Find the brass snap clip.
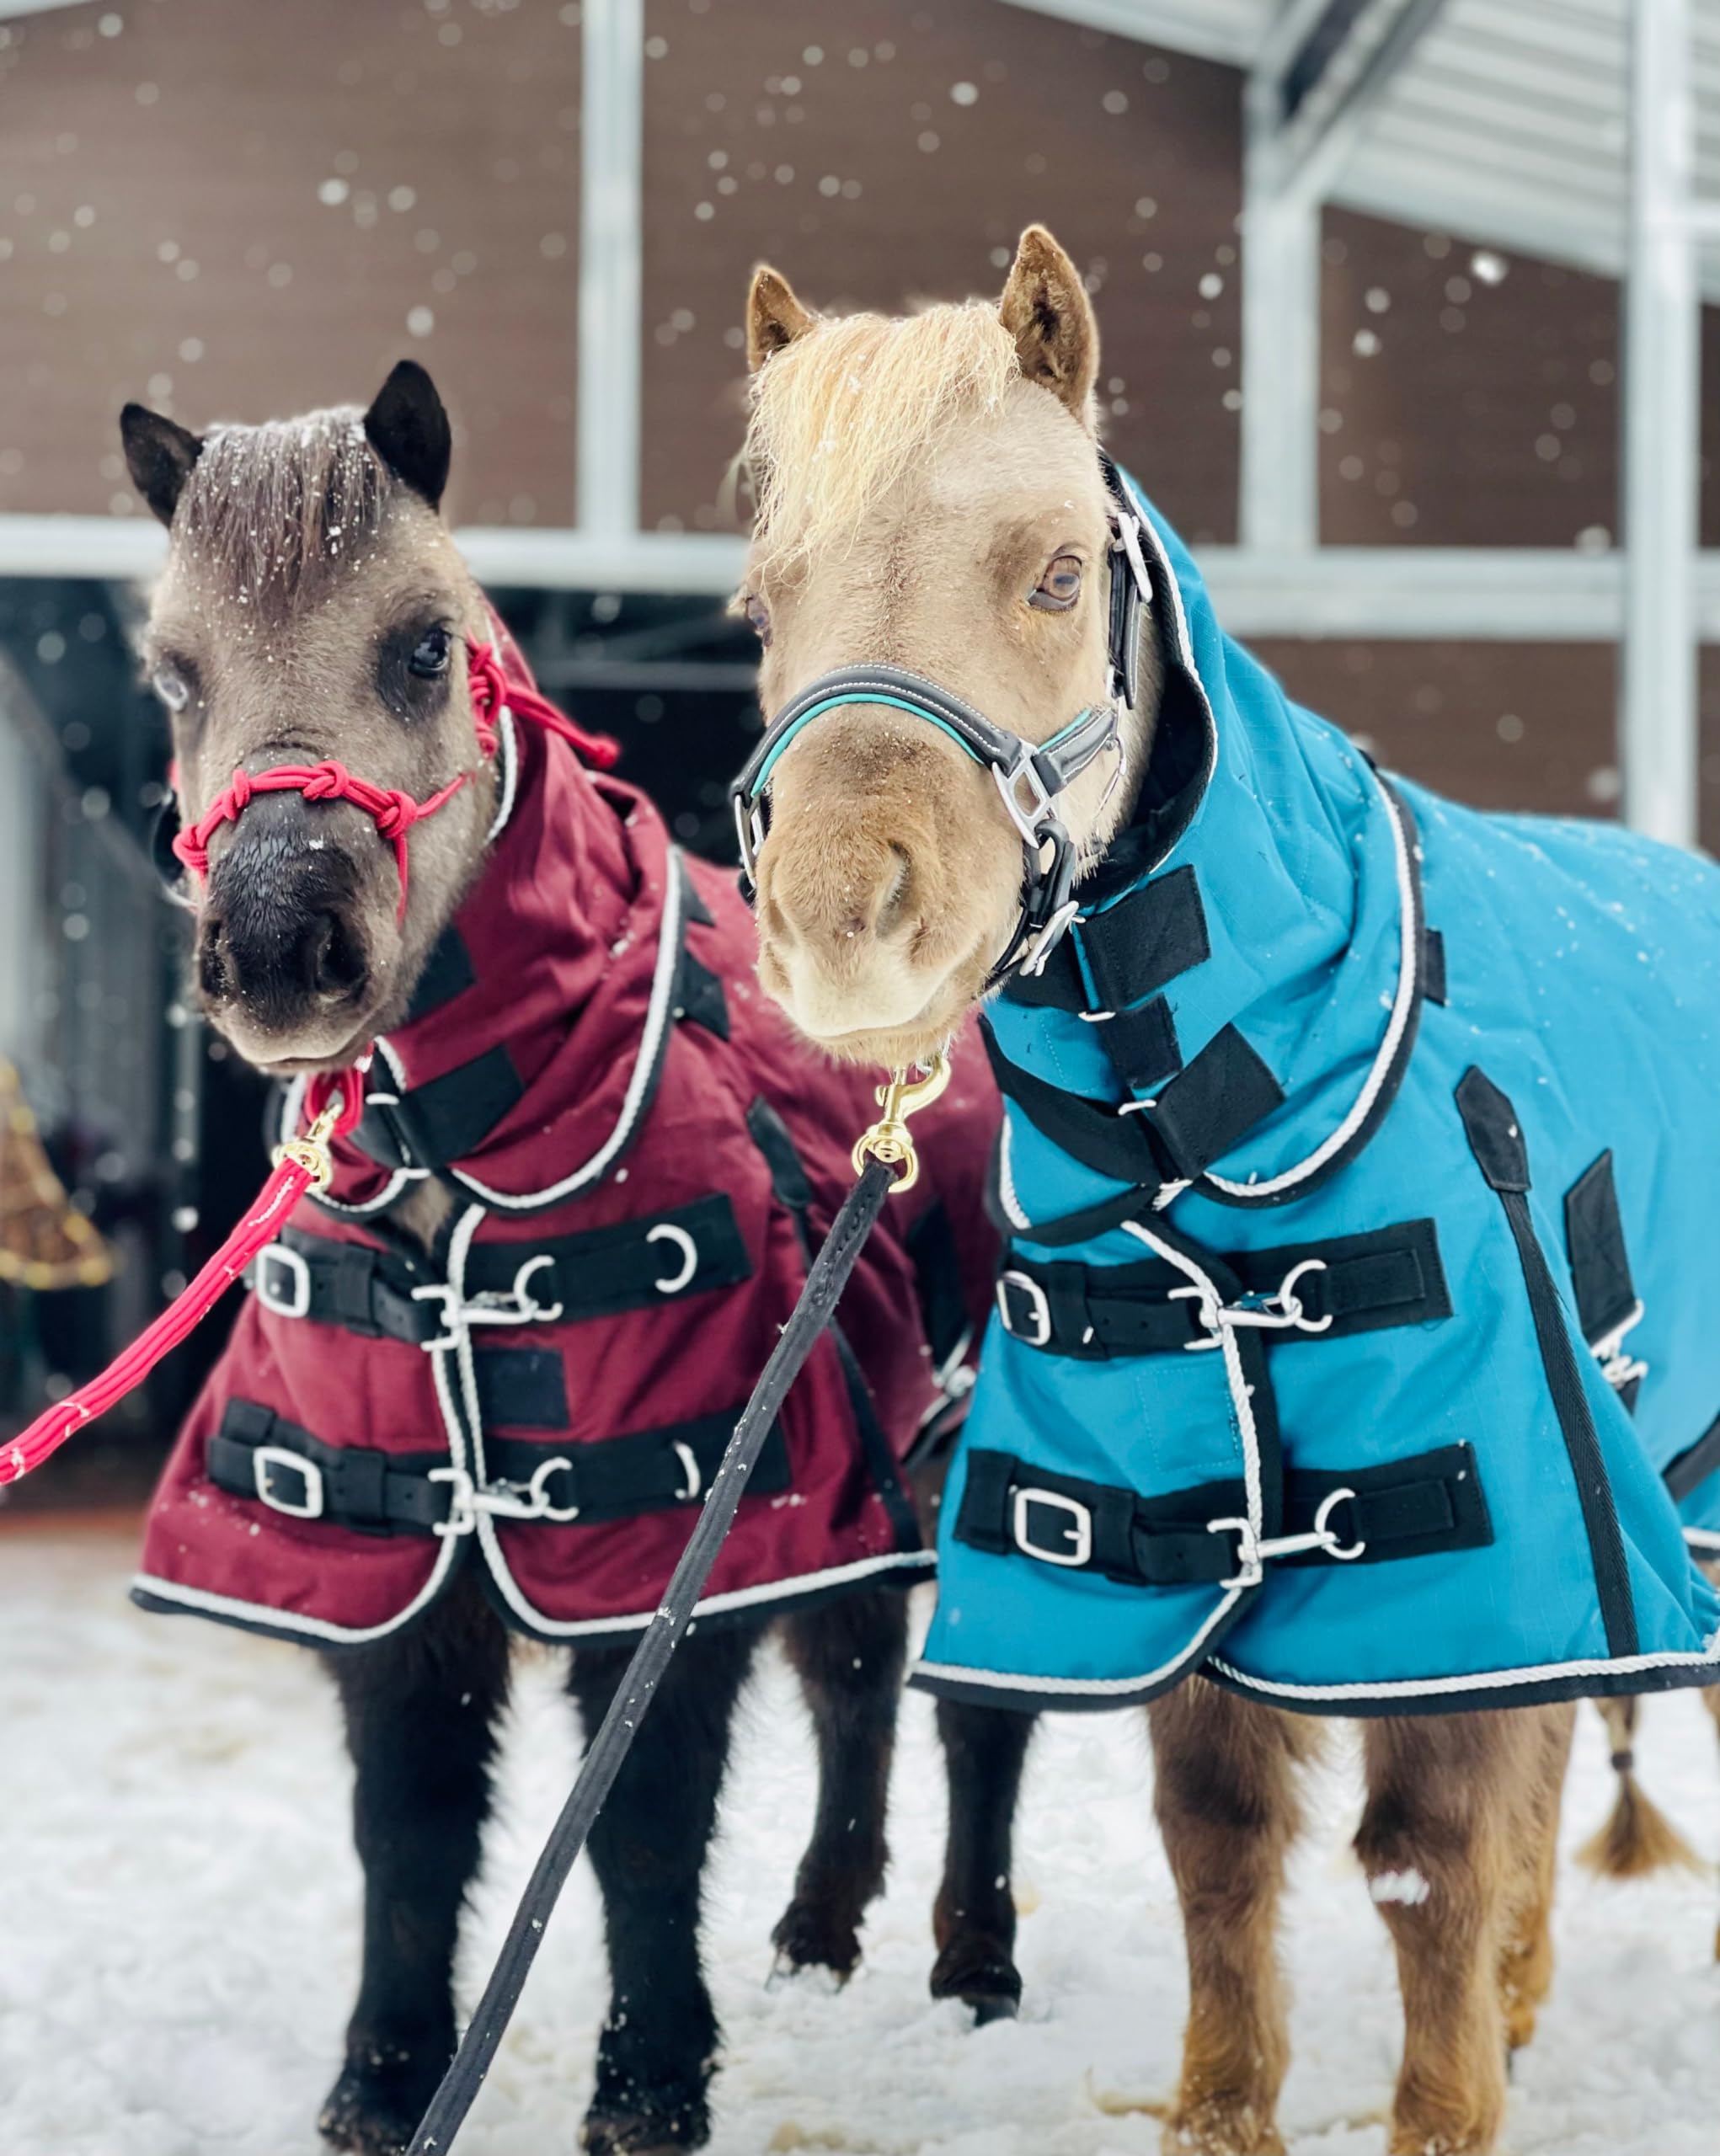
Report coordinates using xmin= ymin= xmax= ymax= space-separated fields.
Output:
xmin=852 ymin=1052 xmax=952 ymax=1195
xmin=270 ymin=1088 xmax=348 ymax=1193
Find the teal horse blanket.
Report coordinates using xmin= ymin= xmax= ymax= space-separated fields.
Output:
xmin=914 ymin=482 xmax=1720 ymax=1715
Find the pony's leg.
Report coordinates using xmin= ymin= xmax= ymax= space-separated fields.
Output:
xmin=1359 ymin=1708 xmax=1568 ymax=2156
xmin=770 ymin=1586 xmax=908 ymax=1979
xmin=929 ymin=1699 xmax=1034 ymax=2020
xmin=1151 ymin=1679 xmax=1316 ymax=2156
xmin=569 ymin=1619 xmax=760 ymax=2156
xmin=319 ymin=1572 xmax=511 ymax=2156
xmin=1497 ymin=1703 xmax=1576 ymax=2055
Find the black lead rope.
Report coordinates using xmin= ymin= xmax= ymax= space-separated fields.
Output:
xmin=406 ymin=1155 xmax=898 ymax=2156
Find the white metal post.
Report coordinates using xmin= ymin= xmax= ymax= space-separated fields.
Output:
xmin=1240 ymin=117 xmax=1322 ymax=552
xmin=1622 ymin=0 xmax=1701 ymax=847
xmin=578 ymin=0 xmax=644 ymax=538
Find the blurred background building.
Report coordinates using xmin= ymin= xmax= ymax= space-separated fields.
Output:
xmin=1 ymin=0 xmax=1716 ymax=1491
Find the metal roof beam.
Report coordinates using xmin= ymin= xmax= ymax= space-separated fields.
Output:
xmin=1259 ymin=0 xmax=1455 ymax=205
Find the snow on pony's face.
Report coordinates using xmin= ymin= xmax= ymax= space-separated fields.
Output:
xmin=122 ymin=365 xmax=495 ymax=1075
xmin=737 ymin=227 xmax=1162 ymax=1071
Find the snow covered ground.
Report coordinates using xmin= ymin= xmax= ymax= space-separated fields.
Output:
xmin=2 ymin=1519 xmax=1717 ymax=2156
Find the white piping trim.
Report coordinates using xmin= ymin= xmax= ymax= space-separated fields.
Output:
xmin=1129 ymin=499 xmax=1221 ymax=878
xmin=996 ymin=1116 xmax=1032 ymax=1232
xmin=442 ymin=849 xmax=686 ymax=1209
xmin=485 ymin=709 xmax=520 ymax=843
xmin=1207 ymin=1639 xmax=1720 ymax=1705
xmin=1683 ymin=1526 xmax=1720 ymax=1550
xmin=489 ymin=1547 xmax=937 ymax=1641
xmin=915 ymin=1580 xmax=1239 ymax=1700
xmin=1201 ymin=766 xmax=1418 ymax=1200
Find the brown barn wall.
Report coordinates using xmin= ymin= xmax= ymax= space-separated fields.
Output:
xmin=638 ymin=0 xmax=1242 ymax=541
xmin=0 ymin=0 xmax=581 ymax=526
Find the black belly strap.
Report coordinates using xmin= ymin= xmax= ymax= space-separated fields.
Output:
xmin=208 ymin=1397 xmax=790 ymax=1535
xmin=256 ymin=1198 xmax=756 ymax=1346
xmin=956 ymin=1441 xmax=1493 ymax=1587
xmin=994 ymin=1218 xmax=1451 ymax=1358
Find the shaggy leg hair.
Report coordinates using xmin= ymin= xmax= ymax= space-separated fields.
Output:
xmin=1358 ymin=1705 xmax=1575 ymax=2156
xmin=771 ymin=1588 xmax=909 ymax=1979
xmin=319 ymin=1571 xmax=512 ymax=2156
xmin=1150 ymin=1681 xmax=1320 ymax=2156
xmin=930 ymin=1700 xmax=1034 ymax=2020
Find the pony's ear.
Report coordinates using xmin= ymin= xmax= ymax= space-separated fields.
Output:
xmin=120 ymin=404 xmax=204 ymax=526
xmin=364 ymin=359 xmax=452 ymax=509
xmin=998 ymin=226 xmax=1098 ymax=426
xmin=746 ymin=266 xmax=815 ymax=371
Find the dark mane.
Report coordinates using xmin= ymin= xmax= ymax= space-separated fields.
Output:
xmin=178 ymin=407 xmax=387 ymax=611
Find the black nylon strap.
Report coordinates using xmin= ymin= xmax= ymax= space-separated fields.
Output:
xmin=1150 ymin=1025 xmax=1284 ymax=1180
xmin=1096 ymin=996 xmax=1182 ymax=1092
xmin=465 ymin=1194 xmax=753 ymax=1316
xmin=263 ymin=1228 xmax=441 ymax=1344
xmin=355 ymin=1043 xmax=525 ymax=1174
xmin=1665 ymin=1412 xmax=1720 ymax=1505
xmin=996 ymin=1218 xmax=1450 ymax=1359
xmin=209 ymin=1401 xmax=449 ymax=1534
xmin=268 ymin=1198 xmax=753 ymax=1342
xmin=1001 ymin=864 xmax=1211 ymax=1016
xmin=986 ymin=1021 xmax=1284 ymax=1190
xmin=208 ymin=1398 xmax=793 ymax=1533
xmin=955 ymin=1441 xmax=1491 ymax=1585
xmin=1563 ymin=1151 xmax=1639 ymax=1350
xmin=404 ymin=927 xmax=477 ymax=1023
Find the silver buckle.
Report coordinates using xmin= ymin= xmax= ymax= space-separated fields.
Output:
xmin=1017 ymin=897 xmax=1081 ymax=978
xmin=430 ymin=1465 xmax=477 ymax=1537
xmin=1591 ymin=1299 xmax=1648 ymax=1395
xmin=252 ymin=1444 xmax=324 ymax=1520
xmin=992 ymin=753 xmax=1056 ymax=847
xmin=254 ymin=1243 xmax=312 ymax=1321
xmin=646 ymin=1223 xmax=700 ymax=1295
xmin=996 ymin=1269 xmax=1052 ymax=1347
xmin=1207 ymin=1487 xmax=1365 ymax=1589
xmin=1012 ymin=1486 xmax=1092 ymax=1567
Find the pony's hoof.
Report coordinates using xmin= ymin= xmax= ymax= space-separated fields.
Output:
xmin=770 ymin=1896 xmax=863 ymax=1983
xmin=582 ymin=2100 xmax=710 ymax=2154
xmin=318 ymin=2052 xmax=442 ymax=2156
xmin=930 ymin=1936 xmax=1023 ymax=2023
xmin=1163 ymin=2100 xmax=1285 ymax=2156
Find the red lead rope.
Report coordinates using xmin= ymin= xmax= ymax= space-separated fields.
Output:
xmin=3 ymin=637 xmax=617 ymax=1490
xmin=0 ymin=1072 xmax=366 ymax=1487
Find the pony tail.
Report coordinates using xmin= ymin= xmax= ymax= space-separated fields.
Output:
xmin=1577 ymin=1695 xmax=1705 ymax=1879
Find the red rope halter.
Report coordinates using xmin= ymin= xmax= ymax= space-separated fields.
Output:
xmin=171 ymin=637 xmax=618 ymax=921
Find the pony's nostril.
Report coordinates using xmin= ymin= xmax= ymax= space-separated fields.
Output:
xmin=197 ymin=917 xmax=232 ymax=1004
xmin=309 ymin=910 xmax=367 ymax=1001
xmin=875 ymin=849 xmax=913 ymax=940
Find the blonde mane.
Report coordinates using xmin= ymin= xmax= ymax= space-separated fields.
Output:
xmin=745 ymin=301 xmax=1020 ymax=569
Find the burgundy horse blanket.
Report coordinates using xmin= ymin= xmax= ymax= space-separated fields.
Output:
xmin=136 ymin=642 xmax=1000 ymax=1648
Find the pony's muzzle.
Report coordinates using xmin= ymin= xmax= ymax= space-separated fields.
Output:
xmin=196 ymin=799 xmax=377 ymax=1054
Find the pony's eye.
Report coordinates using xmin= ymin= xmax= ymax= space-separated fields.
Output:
xmin=409 ymin=625 xmax=451 ymax=678
xmin=742 ymin=595 xmax=772 ymax=647
xmin=152 ymin=666 xmax=190 ymax=712
xmin=1029 ymin=554 xmax=1084 ymax=611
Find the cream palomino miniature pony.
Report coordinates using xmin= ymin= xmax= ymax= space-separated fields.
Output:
xmin=729 ymin=226 xmax=1720 ymax=2156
